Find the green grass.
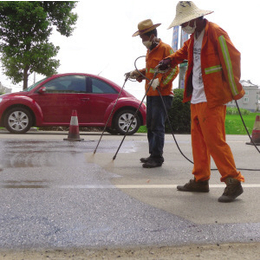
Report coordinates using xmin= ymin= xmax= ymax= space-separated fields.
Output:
xmin=137 ymin=125 xmax=147 ymax=133
xmin=225 ymin=113 xmax=259 ymax=135
xmin=138 ymin=110 xmax=260 ymax=135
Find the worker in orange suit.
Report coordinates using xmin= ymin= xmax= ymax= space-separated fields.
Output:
xmin=158 ymin=1 xmax=245 ymax=202
xmin=127 ymin=19 xmax=179 ymax=168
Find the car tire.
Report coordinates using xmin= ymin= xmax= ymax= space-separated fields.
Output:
xmin=4 ymin=107 xmax=32 ymax=134
xmin=114 ymin=109 xmax=140 ymax=135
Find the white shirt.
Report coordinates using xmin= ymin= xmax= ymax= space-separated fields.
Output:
xmin=191 ymin=30 xmax=207 ymax=104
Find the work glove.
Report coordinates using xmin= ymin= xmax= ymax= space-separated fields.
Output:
xmin=125 ymin=70 xmax=144 ymax=82
xmin=151 ymin=78 xmax=160 ymax=91
xmin=157 ymin=58 xmax=171 ymax=71
xmin=125 ymin=70 xmax=140 ymax=79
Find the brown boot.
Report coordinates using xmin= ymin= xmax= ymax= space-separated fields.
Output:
xmin=218 ymin=178 xmax=243 ymax=203
xmin=140 ymin=156 xmax=151 ymax=163
xmin=177 ymin=179 xmax=209 ymax=192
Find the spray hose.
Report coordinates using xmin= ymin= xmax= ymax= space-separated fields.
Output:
xmin=131 ymin=55 xmax=260 ymax=172
xmin=235 ymin=100 xmax=260 ymax=154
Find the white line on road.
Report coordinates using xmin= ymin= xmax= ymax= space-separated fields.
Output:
xmin=1 ymin=184 xmax=259 ymax=189
xmin=56 ymin=184 xmax=260 ymax=189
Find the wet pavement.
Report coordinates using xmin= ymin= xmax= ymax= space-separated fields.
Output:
xmin=0 ymin=130 xmax=259 ymax=251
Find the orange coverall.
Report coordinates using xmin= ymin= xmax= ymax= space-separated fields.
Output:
xmin=139 ymin=39 xmax=179 ymax=96
xmin=167 ymin=19 xmax=245 ymax=182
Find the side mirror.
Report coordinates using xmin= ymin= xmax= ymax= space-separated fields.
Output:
xmin=38 ymin=87 xmax=46 ymax=94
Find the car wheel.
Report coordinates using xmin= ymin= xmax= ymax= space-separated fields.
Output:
xmin=114 ymin=109 xmax=140 ymax=135
xmin=4 ymin=107 xmax=32 ymax=134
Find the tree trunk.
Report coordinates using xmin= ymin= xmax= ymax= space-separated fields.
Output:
xmin=23 ymin=66 xmax=29 ymax=90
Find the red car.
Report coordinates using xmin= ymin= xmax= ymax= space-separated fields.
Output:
xmin=0 ymin=73 xmax=146 ymax=135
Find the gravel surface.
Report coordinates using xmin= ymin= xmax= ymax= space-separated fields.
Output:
xmin=1 ymin=243 xmax=260 ymax=259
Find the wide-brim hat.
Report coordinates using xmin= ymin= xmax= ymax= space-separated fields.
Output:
xmin=132 ymin=19 xmax=161 ymax=37
xmin=168 ymin=1 xmax=213 ymax=29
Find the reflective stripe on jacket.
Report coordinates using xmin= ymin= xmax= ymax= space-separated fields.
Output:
xmin=142 ymin=40 xmax=179 ymax=97
xmin=168 ymin=20 xmax=245 ymax=108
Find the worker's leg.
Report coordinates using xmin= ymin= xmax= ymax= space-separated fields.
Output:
xmin=198 ymin=103 xmax=244 ymax=182
xmin=191 ymin=103 xmax=211 ymax=182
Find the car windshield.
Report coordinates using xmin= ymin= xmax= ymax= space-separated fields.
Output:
xmin=23 ymin=78 xmax=47 ymax=92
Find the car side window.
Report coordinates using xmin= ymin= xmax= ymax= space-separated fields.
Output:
xmin=43 ymin=75 xmax=86 ymax=93
xmin=89 ymin=78 xmax=118 ymax=94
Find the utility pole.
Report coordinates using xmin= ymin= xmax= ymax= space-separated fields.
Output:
xmin=171 ymin=26 xmax=189 ymax=89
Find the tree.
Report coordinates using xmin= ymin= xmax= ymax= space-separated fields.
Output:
xmin=166 ymin=88 xmax=191 ymax=133
xmin=0 ymin=1 xmax=78 ymax=89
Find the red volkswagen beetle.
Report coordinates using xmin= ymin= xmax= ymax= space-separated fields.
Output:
xmin=0 ymin=73 xmax=146 ymax=135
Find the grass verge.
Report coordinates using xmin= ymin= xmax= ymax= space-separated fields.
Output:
xmin=138 ymin=111 xmax=260 ymax=135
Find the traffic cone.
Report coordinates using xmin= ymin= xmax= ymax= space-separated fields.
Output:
xmin=64 ymin=110 xmax=84 ymax=141
xmin=246 ymin=115 xmax=260 ymax=145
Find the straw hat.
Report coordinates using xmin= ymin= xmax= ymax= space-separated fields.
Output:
xmin=168 ymin=1 xmax=213 ymax=29
xmin=132 ymin=19 xmax=161 ymax=37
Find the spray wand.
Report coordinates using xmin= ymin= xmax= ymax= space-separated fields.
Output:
xmin=93 ymin=74 xmax=129 ymax=154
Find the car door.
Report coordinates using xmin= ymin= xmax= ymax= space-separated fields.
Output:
xmin=86 ymin=77 xmax=118 ymax=123
xmin=32 ymin=75 xmax=92 ymax=123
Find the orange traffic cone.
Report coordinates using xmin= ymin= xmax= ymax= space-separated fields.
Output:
xmin=246 ymin=115 xmax=260 ymax=145
xmin=64 ymin=110 xmax=84 ymax=141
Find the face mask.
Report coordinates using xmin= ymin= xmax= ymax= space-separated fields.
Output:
xmin=182 ymin=20 xmax=196 ymax=34
xmin=143 ymin=40 xmax=152 ymax=49
xmin=142 ymin=36 xmax=153 ymax=49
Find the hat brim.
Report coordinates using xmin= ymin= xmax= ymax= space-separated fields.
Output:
xmin=132 ymin=23 xmax=161 ymax=37
xmin=168 ymin=10 xmax=213 ymax=29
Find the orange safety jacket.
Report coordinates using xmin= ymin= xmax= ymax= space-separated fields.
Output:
xmin=167 ymin=19 xmax=245 ymax=108
xmin=140 ymin=39 xmax=179 ymax=96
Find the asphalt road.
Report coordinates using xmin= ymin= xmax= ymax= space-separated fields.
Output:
xmin=0 ymin=130 xmax=259 ymax=256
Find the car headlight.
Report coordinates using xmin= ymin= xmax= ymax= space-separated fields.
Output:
xmin=0 ymin=98 xmax=2 ymax=103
